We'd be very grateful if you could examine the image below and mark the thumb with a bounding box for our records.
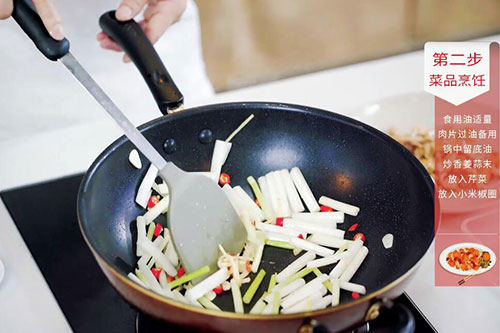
[115,0,148,21]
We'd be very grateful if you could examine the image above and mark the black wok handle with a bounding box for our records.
[99,11,183,115]
[11,0,70,60]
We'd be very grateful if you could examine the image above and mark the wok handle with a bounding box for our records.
[11,0,70,61]
[99,11,183,115]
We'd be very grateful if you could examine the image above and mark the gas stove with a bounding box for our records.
[0,175,437,332]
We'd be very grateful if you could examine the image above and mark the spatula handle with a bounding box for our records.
[99,11,183,115]
[11,0,69,61]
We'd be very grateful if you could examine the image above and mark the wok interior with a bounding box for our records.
[79,103,434,312]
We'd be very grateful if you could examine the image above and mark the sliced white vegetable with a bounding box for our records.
[265,172,280,217]
[210,140,232,182]
[250,298,267,314]
[306,252,351,268]
[292,212,344,223]
[185,268,230,303]
[240,211,257,243]
[315,295,334,311]
[261,301,274,315]
[340,281,366,294]
[283,219,344,238]
[265,278,305,302]
[222,281,231,291]
[280,169,305,213]
[264,231,294,242]
[135,164,158,209]
[281,274,328,309]
[331,278,340,306]
[319,196,360,216]
[230,278,244,313]
[329,239,363,279]
[251,241,265,273]
[339,246,369,282]
[137,262,162,292]
[309,233,351,249]
[257,176,276,218]
[128,272,146,288]
[158,270,170,290]
[276,251,316,283]
[129,149,142,169]
[290,237,335,257]
[166,241,179,267]
[256,221,304,238]
[205,290,217,301]
[271,171,291,218]
[382,233,394,249]
[137,240,177,276]
[281,290,324,314]
[290,167,320,213]
[136,216,147,256]
[143,195,170,224]
[152,181,169,196]
[233,186,264,222]
[198,296,221,311]
[221,184,245,214]
[248,176,274,221]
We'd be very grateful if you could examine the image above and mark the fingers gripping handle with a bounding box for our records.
[12,0,69,61]
[99,11,184,115]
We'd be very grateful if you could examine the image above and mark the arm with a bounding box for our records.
[97,0,187,62]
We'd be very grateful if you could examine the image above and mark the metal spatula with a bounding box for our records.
[12,0,246,274]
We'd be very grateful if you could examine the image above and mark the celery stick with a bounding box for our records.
[146,223,155,240]
[313,268,333,293]
[272,292,280,314]
[248,176,273,220]
[265,239,294,250]
[282,267,314,286]
[243,269,266,304]
[168,265,210,289]
[268,273,277,292]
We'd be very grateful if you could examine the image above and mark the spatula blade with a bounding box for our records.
[164,171,247,274]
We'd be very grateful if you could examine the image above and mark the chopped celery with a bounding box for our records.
[146,223,155,240]
[265,239,294,250]
[268,273,277,292]
[247,176,273,220]
[282,267,314,286]
[169,265,210,289]
[198,296,221,311]
[313,268,333,293]
[272,292,280,314]
[243,269,266,304]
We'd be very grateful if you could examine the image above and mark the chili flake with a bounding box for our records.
[320,205,333,212]
[353,233,365,242]
[219,173,231,186]
[348,223,359,232]
[153,223,163,237]
[151,268,162,280]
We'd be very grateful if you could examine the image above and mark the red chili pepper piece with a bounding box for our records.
[167,275,175,283]
[153,223,163,237]
[151,268,162,280]
[351,292,360,299]
[353,232,366,242]
[177,267,185,278]
[213,286,223,294]
[254,199,261,207]
[275,217,284,226]
[298,234,304,239]
[219,173,231,186]
[348,223,359,232]
[320,205,333,212]
[147,195,160,209]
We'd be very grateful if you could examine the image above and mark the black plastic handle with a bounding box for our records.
[11,0,69,61]
[99,11,184,114]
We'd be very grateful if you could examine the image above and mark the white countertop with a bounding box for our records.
[1,32,500,332]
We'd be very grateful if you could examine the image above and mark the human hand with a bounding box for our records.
[0,0,64,40]
[97,0,187,63]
